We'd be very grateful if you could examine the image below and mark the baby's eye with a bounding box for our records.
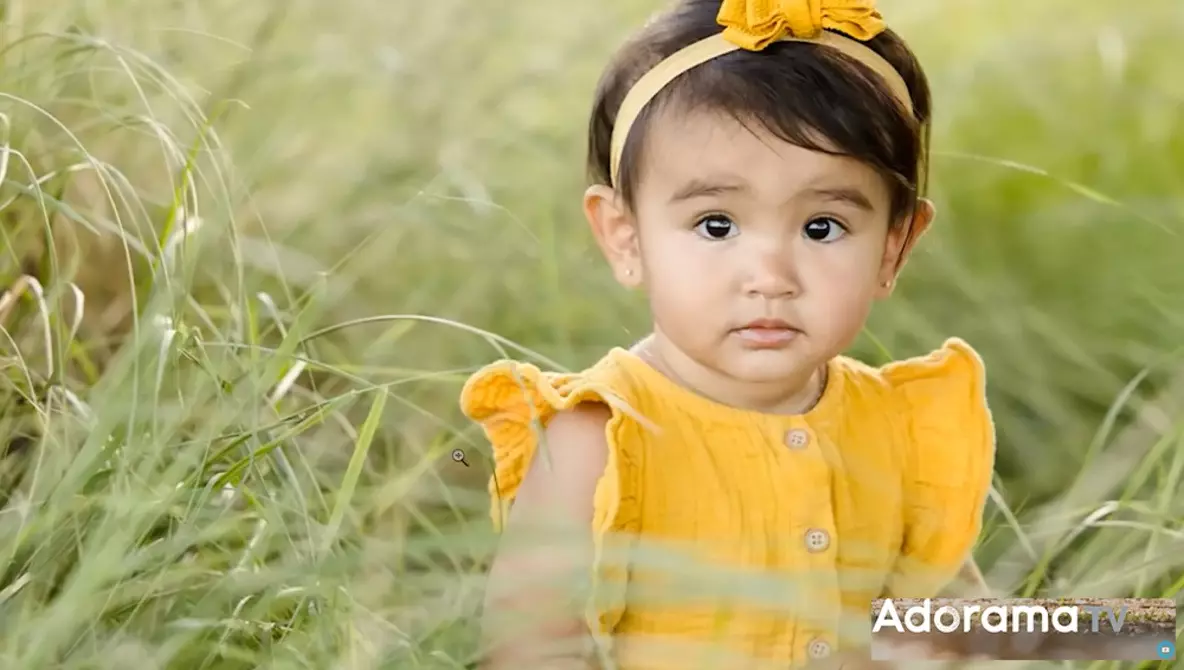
[803,217,847,242]
[693,215,739,240]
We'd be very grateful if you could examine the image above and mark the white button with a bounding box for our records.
[785,428,810,449]
[804,528,830,552]
[807,637,832,659]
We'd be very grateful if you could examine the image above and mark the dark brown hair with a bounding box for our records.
[586,0,932,226]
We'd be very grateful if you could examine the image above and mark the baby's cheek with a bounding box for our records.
[644,259,730,349]
[811,283,877,343]
[644,242,723,299]
[647,275,716,327]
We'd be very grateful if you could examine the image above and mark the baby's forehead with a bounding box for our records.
[637,107,888,202]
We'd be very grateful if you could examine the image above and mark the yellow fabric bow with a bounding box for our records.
[717,0,886,50]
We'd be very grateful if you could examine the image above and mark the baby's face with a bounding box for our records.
[629,107,904,399]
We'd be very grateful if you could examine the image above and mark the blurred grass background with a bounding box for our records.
[0,0,1182,667]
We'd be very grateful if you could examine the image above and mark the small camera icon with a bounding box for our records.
[1157,640,1175,660]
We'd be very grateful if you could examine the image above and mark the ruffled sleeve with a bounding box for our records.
[879,338,997,598]
[458,358,644,636]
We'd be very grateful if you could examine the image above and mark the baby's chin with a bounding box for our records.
[712,349,823,386]
[721,358,810,384]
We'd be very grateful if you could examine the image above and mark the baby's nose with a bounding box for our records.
[743,245,800,298]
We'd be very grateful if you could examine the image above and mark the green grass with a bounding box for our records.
[0,0,1181,667]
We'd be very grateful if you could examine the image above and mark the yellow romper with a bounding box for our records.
[460,338,996,669]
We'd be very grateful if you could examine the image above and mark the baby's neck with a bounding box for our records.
[631,335,827,415]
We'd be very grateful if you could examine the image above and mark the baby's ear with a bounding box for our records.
[583,184,642,288]
[876,198,936,298]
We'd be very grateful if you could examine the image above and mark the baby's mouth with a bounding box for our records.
[732,319,802,348]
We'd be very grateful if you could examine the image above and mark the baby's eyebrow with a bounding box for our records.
[668,177,747,203]
[669,179,876,212]
[801,186,875,212]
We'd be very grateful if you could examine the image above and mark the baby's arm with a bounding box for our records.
[479,403,611,670]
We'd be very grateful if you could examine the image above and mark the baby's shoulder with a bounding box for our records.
[459,349,650,531]
[836,337,995,484]
[459,347,650,431]
[836,337,988,407]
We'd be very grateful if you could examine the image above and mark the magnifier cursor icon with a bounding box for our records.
[451,448,469,467]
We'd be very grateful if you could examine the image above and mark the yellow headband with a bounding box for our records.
[609,0,914,187]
